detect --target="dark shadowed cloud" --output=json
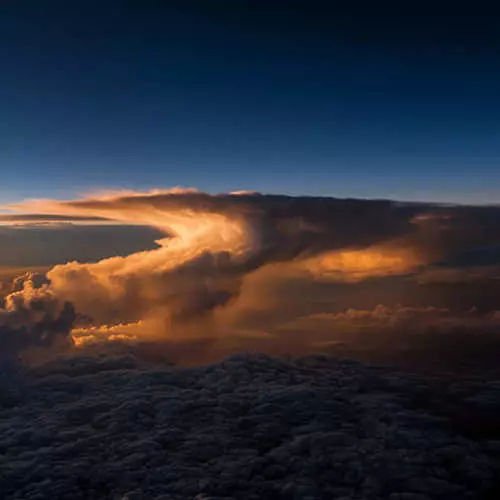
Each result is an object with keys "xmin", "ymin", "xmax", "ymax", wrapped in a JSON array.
[
  {"xmin": 0, "ymin": 274, "xmax": 75, "ymax": 360},
  {"xmin": 1, "ymin": 353, "xmax": 500, "ymax": 499}
]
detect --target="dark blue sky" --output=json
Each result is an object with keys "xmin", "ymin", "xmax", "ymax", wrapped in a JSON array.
[{"xmin": 1, "ymin": 1, "xmax": 499, "ymax": 203}]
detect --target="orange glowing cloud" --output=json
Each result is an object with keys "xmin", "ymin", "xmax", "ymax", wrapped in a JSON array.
[
  {"xmin": 298, "ymin": 243, "xmax": 422, "ymax": 282},
  {"xmin": 6, "ymin": 189, "xmax": 494, "ymax": 355}
]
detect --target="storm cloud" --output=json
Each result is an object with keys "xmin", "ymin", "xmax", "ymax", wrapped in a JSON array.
[{"xmin": 1, "ymin": 190, "xmax": 500, "ymax": 361}]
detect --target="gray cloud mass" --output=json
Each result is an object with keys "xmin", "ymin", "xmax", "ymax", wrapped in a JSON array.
[{"xmin": 1, "ymin": 353, "xmax": 500, "ymax": 499}]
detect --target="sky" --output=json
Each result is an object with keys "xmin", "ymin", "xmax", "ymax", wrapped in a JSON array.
[
  {"xmin": 1, "ymin": 3, "xmax": 500, "ymax": 365},
  {"xmin": 1, "ymin": 1, "xmax": 499, "ymax": 204},
  {"xmin": 3, "ymin": 6, "xmax": 500, "ymax": 497}
]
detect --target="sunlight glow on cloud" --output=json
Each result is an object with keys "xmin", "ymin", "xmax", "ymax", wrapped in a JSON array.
[
  {"xmin": 2, "ymin": 188, "xmax": 500, "ymax": 362},
  {"xmin": 299, "ymin": 244, "xmax": 421, "ymax": 282}
]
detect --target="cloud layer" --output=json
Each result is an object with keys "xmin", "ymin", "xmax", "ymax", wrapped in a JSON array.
[
  {"xmin": 2, "ymin": 191, "xmax": 500, "ymax": 499},
  {"xmin": 1, "ymin": 190, "xmax": 500, "ymax": 361},
  {"xmin": 1, "ymin": 353, "xmax": 500, "ymax": 499}
]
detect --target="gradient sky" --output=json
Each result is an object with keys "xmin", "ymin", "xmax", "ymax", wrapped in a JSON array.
[{"xmin": 1, "ymin": 1, "xmax": 499, "ymax": 204}]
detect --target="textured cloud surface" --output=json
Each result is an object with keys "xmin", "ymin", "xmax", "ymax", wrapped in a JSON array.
[
  {"xmin": 1, "ymin": 353, "xmax": 500, "ymax": 499},
  {"xmin": 1, "ymin": 190, "xmax": 500, "ymax": 361},
  {"xmin": 2, "ymin": 191, "xmax": 500, "ymax": 499},
  {"xmin": 0, "ymin": 273, "xmax": 75, "ymax": 360}
]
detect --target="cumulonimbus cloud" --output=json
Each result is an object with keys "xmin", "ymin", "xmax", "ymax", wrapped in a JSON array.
[{"xmin": 2, "ymin": 189, "xmax": 500, "ymax": 358}]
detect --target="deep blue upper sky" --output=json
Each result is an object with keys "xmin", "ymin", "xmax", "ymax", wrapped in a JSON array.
[{"xmin": 1, "ymin": 1, "xmax": 499, "ymax": 204}]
